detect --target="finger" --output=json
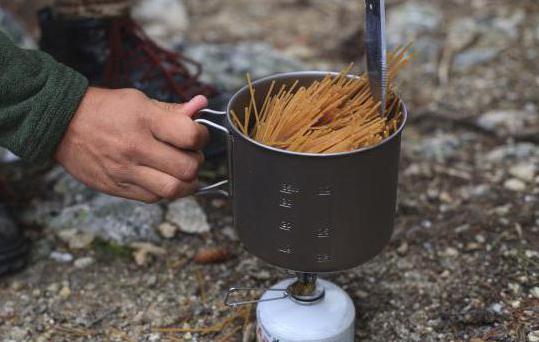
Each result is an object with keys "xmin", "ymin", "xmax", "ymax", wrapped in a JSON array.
[
  {"xmin": 129, "ymin": 166, "xmax": 198, "ymax": 200},
  {"xmin": 151, "ymin": 100, "xmax": 186, "ymax": 112},
  {"xmin": 179, "ymin": 95, "xmax": 208, "ymax": 118},
  {"xmin": 151, "ymin": 95, "xmax": 208, "ymax": 117},
  {"xmin": 150, "ymin": 110, "xmax": 210, "ymax": 150},
  {"xmin": 138, "ymin": 140, "xmax": 204, "ymax": 182},
  {"xmin": 115, "ymin": 183, "xmax": 161, "ymax": 203}
]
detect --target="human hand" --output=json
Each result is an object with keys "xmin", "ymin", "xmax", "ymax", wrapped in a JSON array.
[{"xmin": 55, "ymin": 87, "xmax": 209, "ymax": 203}]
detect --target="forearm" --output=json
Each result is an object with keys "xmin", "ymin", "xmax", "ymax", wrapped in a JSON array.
[{"xmin": 0, "ymin": 31, "xmax": 88, "ymax": 164}]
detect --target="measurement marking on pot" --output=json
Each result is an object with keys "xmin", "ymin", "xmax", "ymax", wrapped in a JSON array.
[
  {"xmin": 315, "ymin": 254, "xmax": 331, "ymax": 263},
  {"xmin": 280, "ymin": 183, "xmax": 300, "ymax": 194},
  {"xmin": 279, "ymin": 221, "xmax": 293, "ymax": 231},
  {"xmin": 316, "ymin": 186, "xmax": 332, "ymax": 196},
  {"xmin": 315, "ymin": 227, "xmax": 331, "ymax": 238},
  {"xmin": 279, "ymin": 197, "xmax": 294, "ymax": 208},
  {"xmin": 278, "ymin": 245, "xmax": 293, "ymax": 254}
]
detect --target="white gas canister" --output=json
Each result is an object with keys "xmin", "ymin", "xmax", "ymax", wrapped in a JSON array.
[{"xmin": 256, "ymin": 278, "xmax": 355, "ymax": 342}]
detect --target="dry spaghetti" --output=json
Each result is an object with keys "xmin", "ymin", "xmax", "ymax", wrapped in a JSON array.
[{"xmin": 232, "ymin": 45, "xmax": 412, "ymax": 154}]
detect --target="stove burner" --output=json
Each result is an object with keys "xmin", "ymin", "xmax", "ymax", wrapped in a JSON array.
[{"xmin": 287, "ymin": 273, "xmax": 325, "ymax": 305}]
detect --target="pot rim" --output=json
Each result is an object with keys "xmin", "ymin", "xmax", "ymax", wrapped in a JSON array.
[{"xmin": 225, "ymin": 70, "xmax": 408, "ymax": 158}]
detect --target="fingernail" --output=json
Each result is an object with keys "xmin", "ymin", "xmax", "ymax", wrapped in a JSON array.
[{"xmin": 191, "ymin": 95, "xmax": 208, "ymax": 104}]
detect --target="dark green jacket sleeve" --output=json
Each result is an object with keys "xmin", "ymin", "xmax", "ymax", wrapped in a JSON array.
[{"xmin": 0, "ymin": 30, "xmax": 88, "ymax": 164}]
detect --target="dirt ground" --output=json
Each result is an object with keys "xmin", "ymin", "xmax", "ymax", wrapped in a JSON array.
[{"xmin": 0, "ymin": 0, "xmax": 538, "ymax": 341}]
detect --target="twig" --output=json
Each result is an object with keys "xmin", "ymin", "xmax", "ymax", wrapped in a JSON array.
[{"xmin": 85, "ymin": 307, "xmax": 120, "ymax": 328}]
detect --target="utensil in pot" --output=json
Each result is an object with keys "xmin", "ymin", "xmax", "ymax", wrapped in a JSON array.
[{"xmin": 365, "ymin": 0, "xmax": 387, "ymax": 115}]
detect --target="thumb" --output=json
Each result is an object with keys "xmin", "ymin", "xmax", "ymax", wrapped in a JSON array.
[
  {"xmin": 178, "ymin": 95, "xmax": 209, "ymax": 118},
  {"xmin": 152, "ymin": 95, "xmax": 208, "ymax": 117}
]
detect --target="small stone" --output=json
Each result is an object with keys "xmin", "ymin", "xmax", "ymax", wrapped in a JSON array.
[
  {"xmin": 146, "ymin": 275, "xmax": 158, "ymax": 287},
  {"xmin": 397, "ymin": 242, "xmax": 409, "ymax": 255},
  {"xmin": 10, "ymin": 281, "xmax": 22, "ymax": 291},
  {"xmin": 49, "ymin": 251, "xmax": 73, "ymax": 263},
  {"xmin": 9, "ymin": 327, "xmax": 28, "ymax": 340},
  {"xmin": 477, "ymin": 110, "xmax": 538, "ymax": 136},
  {"xmin": 57, "ymin": 229, "xmax": 95, "ymax": 249},
  {"xmin": 74, "ymin": 256, "xmax": 94, "ymax": 269},
  {"xmin": 32, "ymin": 289, "xmax": 41, "ymax": 297},
  {"xmin": 440, "ymin": 270, "xmax": 451, "ymax": 278},
  {"xmin": 529, "ymin": 330, "xmax": 539, "ymax": 342},
  {"xmin": 490, "ymin": 303, "xmax": 503, "ymax": 314},
  {"xmin": 133, "ymin": 311, "xmax": 145, "ymax": 323},
  {"xmin": 211, "ymin": 198, "xmax": 227, "ymax": 209},
  {"xmin": 475, "ymin": 234, "xmax": 486, "ymax": 244},
  {"xmin": 59, "ymin": 286, "xmax": 71, "ymax": 299},
  {"xmin": 510, "ymin": 300, "xmax": 521, "ymax": 308},
  {"xmin": 47, "ymin": 283, "xmax": 60, "ymax": 293},
  {"xmin": 465, "ymin": 243, "xmax": 481, "ymax": 251},
  {"xmin": 444, "ymin": 247, "xmax": 459, "ymax": 257},
  {"xmin": 509, "ymin": 163, "xmax": 536, "ymax": 182},
  {"xmin": 221, "ymin": 226, "xmax": 238, "ymax": 241},
  {"xmin": 508, "ymin": 282, "xmax": 521, "ymax": 294},
  {"xmin": 251, "ymin": 270, "xmax": 271, "ymax": 280},
  {"xmin": 355, "ymin": 289, "xmax": 369, "ymax": 299},
  {"xmin": 530, "ymin": 287, "xmax": 539, "ymax": 299},
  {"xmin": 469, "ymin": 338, "xmax": 486, "ymax": 342},
  {"xmin": 166, "ymin": 197, "xmax": 210, "ymax": 234},
  {"xmin": 525, "ymin": 250, "xmax": 539, "ymax": 258},
  {"xmin": 157, "ymin": 222, "xmax": 177, "ymax": 239},
  {"xmin": 504, "ymin": 178, "xmax": 527, "ymax": 192}
]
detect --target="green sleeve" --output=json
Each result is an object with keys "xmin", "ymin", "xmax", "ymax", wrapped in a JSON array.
[{"xmin": 0, "ymin": 30, "xmax": 88, "ymax": 165}]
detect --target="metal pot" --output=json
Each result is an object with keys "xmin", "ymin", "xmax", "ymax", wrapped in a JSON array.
[{"xmin": 196, "ymin": 71, "xmax": 407, "ymax": 273}]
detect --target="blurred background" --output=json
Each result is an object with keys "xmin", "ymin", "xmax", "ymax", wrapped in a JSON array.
[{"xmin": 0, "ymin": 0, "xmax": 537, "ymax": 341}]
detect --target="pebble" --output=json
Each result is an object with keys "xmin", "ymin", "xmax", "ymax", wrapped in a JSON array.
[
  {"xmin": 529, "ymin": 330, "xmax": 539, "ymax": 342},
  {"xmin": 221, "ymin": 226, "xmax": 238, "ymax": 241},
  {"xmin": 157, "ymin": 222, "xmax": 178, "ymax": 239},
  {"xmin": 74, "ymin": 257, "xmax": 95, "ymax": 269},
  {"xmin": 47, "ymin": 283, "xmax": 60, "ymax": 293},
  {"xmin": 355, "ymin": 289, "xmax": 369, "ymax": 299},
  {"xmin": 509, "ymin": 163, "xmax": 536, "ymax": 182},
  {"xmin": 10, "ymin": 281, "xmax": 22, "ymax": 291},
  {"xmin": 397, "ymin": 242, "xmax": 409, "ymax": 255},
  {"xmin": 530, "ymin": 287, "xmax": 539, "ymax": 299},
  {"xmin": 57, "ymin": 229, "xmax": 95, "ymax": 249},
  {"xmin": 489, "ymin": 303, "xmax": 503, "ymax": 314},
  {"xmin": 504, "ymin": 178, "xmax": 527, "ymax": 192},
  {"xmin": 49, "ymin": 251, "xmax": 74, "ymax": 263},
  {"xmin": 166, "ymin": 197, "xmax": 210, "ymax": 234},
  {"xmin": 477, "ymin": 110, "xmax": 538, "ymax": 136},
  {"xmin": 475, "ymin": 234, "xmax": 486, "ymax": 244},
  {"xmin": 444, "ymin": 247, "xmax": 459, "ymax": 257},
  {"xmin": 146, "ymin": 275, "xmax": 158, "ymax": 287},
  {"xmin": 59, "ymin": 286, "xmax": 71, "ymax": 299}
]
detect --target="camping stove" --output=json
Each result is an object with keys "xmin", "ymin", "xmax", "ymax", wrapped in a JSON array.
[{"xmin": 225, "ymin": 273, "xmax": 355, "ymax": 342}]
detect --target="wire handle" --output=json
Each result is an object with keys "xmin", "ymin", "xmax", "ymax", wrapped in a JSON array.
[
  {"xmin": 194, "ymin": 109, "xmax": 230, "ymax": 196},
  {"xmin": 224, "ymin": 287, "xmax": 288, "ymax": 308}
]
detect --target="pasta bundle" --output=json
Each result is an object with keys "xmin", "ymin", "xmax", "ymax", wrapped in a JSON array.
[{"xmin": 232, "ymin": 45, "xmax": 412, "ymax": 154}]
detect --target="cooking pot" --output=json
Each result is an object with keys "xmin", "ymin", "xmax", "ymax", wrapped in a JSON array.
[{"xmin": 195, "ymin": 71, "xmax": 407, "ymax": 273}]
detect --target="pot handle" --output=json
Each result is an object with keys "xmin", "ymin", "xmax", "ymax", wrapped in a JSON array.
[{"xmin": 195, "ymin": 109, "xmax": 230, "ymax": 197}]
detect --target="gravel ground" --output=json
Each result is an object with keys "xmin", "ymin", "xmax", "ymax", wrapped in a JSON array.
[{"xmin": 0, "ymin": 0, "xmax": 538, "ymax": 341}]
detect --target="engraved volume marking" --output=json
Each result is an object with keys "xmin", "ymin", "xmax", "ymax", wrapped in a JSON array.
[
  {"xmin": 278, "ymin": 245, "xmax": 293, "ymax": 254},
  {"xmin": 316, "ymin": 186, "xmax": 332, "ymax": 196},
  {"xmin": 279, "ymin": 197, "xmax": 293, "ymax": 209},
  {"xmin": 315, "ymin": 227, "xmax": 331, "ymax": 238},
  {"xmin": 280, "ymin": 183, "xmax": 300, "ymax": 194},
  {"xmin": 315, "ymin": 254, "xmax": 331, "ymax": 263},
  {"xmin": 279, "ymin": 221, "xmax": 293, "ymax": 232}
]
